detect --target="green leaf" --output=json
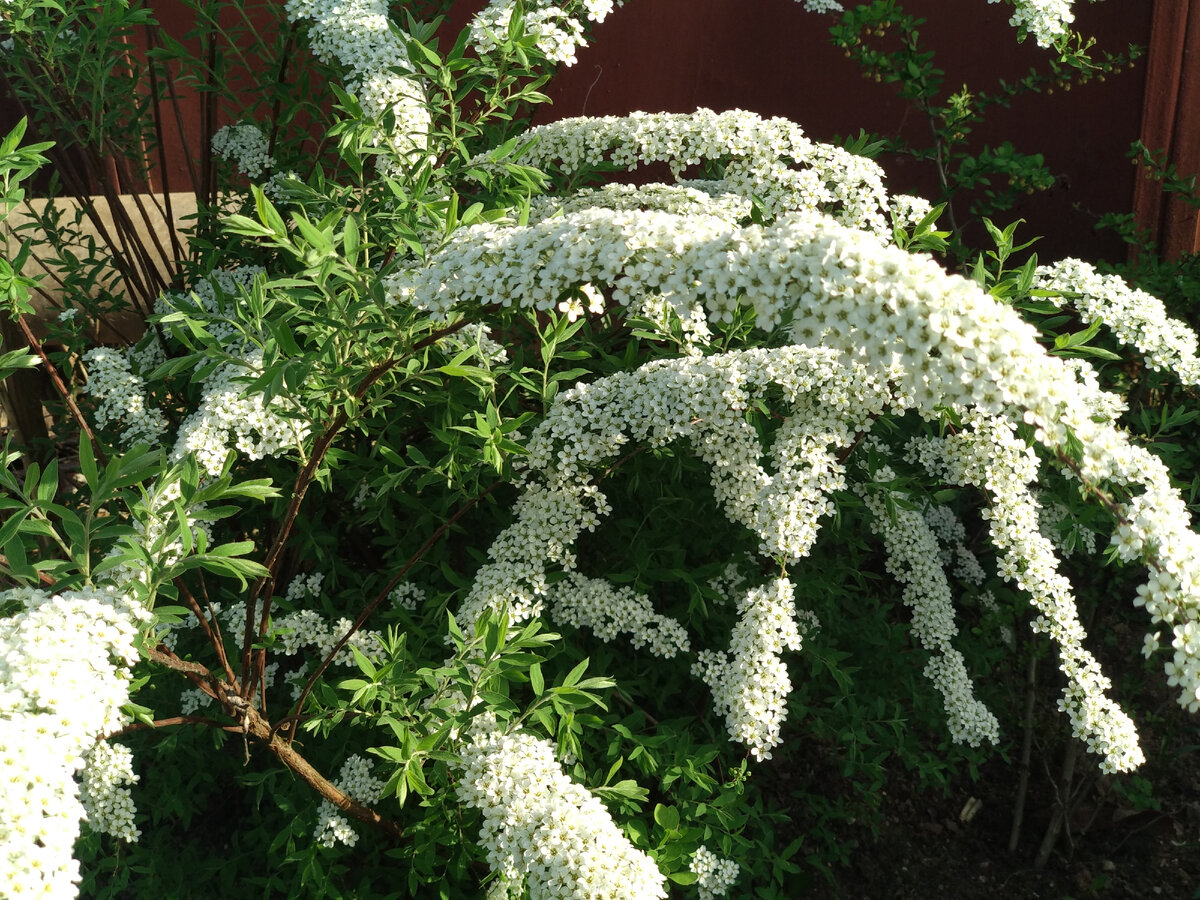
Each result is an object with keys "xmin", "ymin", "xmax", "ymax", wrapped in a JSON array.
[
  {"xmin": 349, "ymin": 643, "xmax": 378, "ymax": 679},
  {"xmin": 253, "ymin": 186, "xmax": 288, "ymax": 239},
  {"xmin": 343, "ymin": 215, "xmax": 361, "ymax": 263},
  {"xmin": 530, "ymin": 662, "xmax": 544, "ymax": 697},
  {"xmin": 668, "ymin": 871, "xmax": 698, "ymax": 885},
  {"xmin": 653, "ymin": 803, "xmax": 679, "ymax": 831},
  {"xmin": 78, "ymin": 435, "xmax": 98, "ymax": 488},
  {"xmin": 0, "ymin": 507, "xmax": 32, "ymax": 548},
  {"xmin": 0, "ymin": 346, "xmax": 39, "ymax": 383},
  {"xmin": 562, "ymin": 657, "xmax": 588, "ymax": 688}
]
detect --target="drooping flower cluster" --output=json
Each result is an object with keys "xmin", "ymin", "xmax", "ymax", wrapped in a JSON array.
[
  {"xmin": 82, "ymin": 347, "xmax": 168, "ymax": 447},
  {"xmin": 908, "ymin": 415, "xmax": 1145, "ymax": 771},
  {"xmin": 690, "ymin": 845, "xmax": 740, "ymax": 900},
  {"xmin": 857, "ymin": 465, "xmax": 1000, "ymax": 748},
  {"xmin": 454, "ymin": 714, "xmax": 667, "ymax": 899},
  {"xmin": 210, "ymin": 122, "xmax": 274, "ymax": 179},
  {"xmin": 284, "ymin": 0, "xmax": 428, "ymax": 159},
  {"xmin": 0, "ymin": 586, "xmax": 149, "ymax": 898},
  {"xmin": 692, "ymin": 578, "xmax": 815, "ymax": 759},
  {"xmin": 313, "ymin": 755, "xmax": 385, "ymax": 847},
  {"xmin": 1036, "ymin": 257, "xmax": 1200, "ymax": 385},
  {"xmin": 78, "ymin": 740, "xmax": 140, "ymax": 843}
]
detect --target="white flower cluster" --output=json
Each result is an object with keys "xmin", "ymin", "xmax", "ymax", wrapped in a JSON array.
[
  {"xmin": 707, "ymin": 561, "xmax": 748, "ymax": 606},
  {"xmin": 285, "ymin": 571, "xmax": 325, "ymax": 603},
  {"xmin": 989, "ymin": 0, "xmax": 1074, "ymax": 48},
  {"xmin": 858, "ymin": 467, "xmax": 1000, "ymax": 748},
  {"xmin": 263, "ymin": 170, "xmax": 301, "ymax": 202},
  {"xmin": 545, "ymin": 573, "xmax": 690, "ymax": 657},
  {"xmin": 470, "ymin": 0, "xmax": 619, "ymax": 66},
  {"xmin": 313, "ymin": 754, "xmax": 385, "ymax": 848},
  {"xmin": 690, "ymin": 845, "xmax": 740, "ymax": 900},
  {"xmin": 454, "ymin": 715, "xmax": 667, "ymax": 899},
  {"xmin": 78, "ymin": 740, "xmax": 140, "ymax": 843},
  {"xmin": 388, "ymin": 581, "xmax": 426, "ymax": 612},
  {"xmin": 923, "ymin": 504, "xmax": 987, "ymax": 585},
  {"xmin": 486, "ymin": 110, "xmax": 909, "ymax": 237},
  {"xmin": 82, "ymin": 347, "xmax": 168, "ymax": 447},
  {"xmin": 1036, "ymin": 258, "xmax": 1200, "ymax": 386},
  {"xmin": 692, "ymin": 578, "xmax": 814, "ymax": 760},
  {"xmin": 172, "ymin": 350, "xmax": 311, "ymax": 478},
  {"xmin": 239, "ymin": 601, "xmax": 388, "ymax": 668},
  {"xmin": 0, "ymin": 586, "xmax": 149, "ymax": 898},
  {"xmin": 210, "ymin": 123, "xmax": 274, "ymax": 179},
  {"xmin": 284, "ymin": 0, "xmax": 428, "ymax": 158},
  {"xmin": 908, "ymin": 416, "xmax": 1145, "ymax": 772}
]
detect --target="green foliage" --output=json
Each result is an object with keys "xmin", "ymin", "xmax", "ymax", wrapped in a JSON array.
[
  {"xmin": 1, "ymin": 2, "xmax": 1196, "ymax": 898},
  {"xmin": 828, "ymin": 0, "xmax": 1141, "ymax": 256}
]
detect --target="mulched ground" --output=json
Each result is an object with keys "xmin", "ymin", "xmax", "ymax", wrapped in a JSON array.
[{"xmin": 828, "ymin": 730, "xmax": 1200, "ymax": 899}]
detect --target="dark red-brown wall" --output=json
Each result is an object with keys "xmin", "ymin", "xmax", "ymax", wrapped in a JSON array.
[
  {"xmin": 2, "ymin": 1, "xmax": 1160, "ymax": 264},
  {"xmin": 505, "ymin": 0, "xmax": 1153, "ymax": 264}
]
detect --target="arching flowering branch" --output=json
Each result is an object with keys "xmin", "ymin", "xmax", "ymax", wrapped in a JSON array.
[
  {"xmin": 1036, "ymin": 258, "xmax": 1200, "ymax": 385},
  {"xmin": 476, "ymin": 109, "xmax": 926, "ymax": 238},
  {"xmin": 427, "ymin": 195, "xmax": 1200, "ymax": 760}
]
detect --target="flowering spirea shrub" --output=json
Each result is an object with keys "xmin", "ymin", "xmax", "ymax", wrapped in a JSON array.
[{"xmin": 1, "ymin": 0, "xmax": 1195, "ymax": 896}]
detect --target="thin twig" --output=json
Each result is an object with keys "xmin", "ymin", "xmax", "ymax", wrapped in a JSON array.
[
  {"xmin": 13, "ymin": 314, "xmax": 106, "ymax": 465},
  {"xmin": 105, "ymin": 715, "xmax": 230, "ymax": 737}
]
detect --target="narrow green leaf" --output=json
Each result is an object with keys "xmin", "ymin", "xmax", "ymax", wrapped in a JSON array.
[{"xmin": 562, "ymin": 657, "xmax": 588, "ymax": 688}]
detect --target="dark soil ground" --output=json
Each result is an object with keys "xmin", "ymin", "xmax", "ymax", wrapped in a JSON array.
[{"xmin": 826, "ymin": 721, "xmax": 1200, "ymax": 899}]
